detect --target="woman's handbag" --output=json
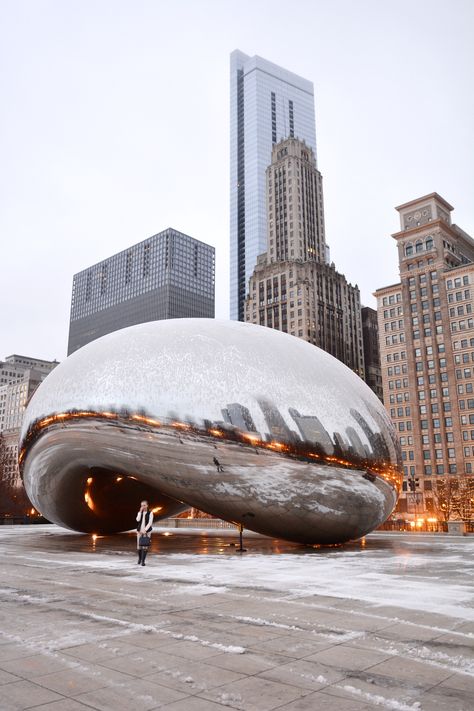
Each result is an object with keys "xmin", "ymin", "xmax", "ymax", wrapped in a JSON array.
[{"xmin": 139, "ymin": 535, "xmax": 151, "ymax": 547}]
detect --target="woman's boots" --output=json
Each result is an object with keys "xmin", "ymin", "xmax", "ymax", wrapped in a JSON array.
[{"xmin": 137, "ymin": 548, "xmax": 148, "ymax": 566}]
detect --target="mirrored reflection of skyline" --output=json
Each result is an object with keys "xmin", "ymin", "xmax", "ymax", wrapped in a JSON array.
[{"xmin": 221, "ymin": 403, "xmax": 257, "ymax": 433}]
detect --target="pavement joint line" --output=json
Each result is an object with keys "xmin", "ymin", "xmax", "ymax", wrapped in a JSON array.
[
  {"xmin": 330, "ymin": 682, "xmax": 423, "ymax": 711},
  {"xmin": 45, "ymin": 608, "xmax": 249, "ymax": 655},
  {"xmin": 1, "ymin": 529, "xmax": 474, "ymax": 711},
  {"xmin": 251, "ymin": 594, "xmax": 474, "ymax": 639},
  {"xmin": 10, "ymin": 549, "xmax": 474, "ymax": 638},
  {"xmin": 3, "ymin": 578, "xmax": 474, "ymax": 679}
]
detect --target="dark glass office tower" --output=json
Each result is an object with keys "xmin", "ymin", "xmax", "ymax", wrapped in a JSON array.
[{"xmin": 67, "ymin": 228, "xmax": 215, "ymax": 355}]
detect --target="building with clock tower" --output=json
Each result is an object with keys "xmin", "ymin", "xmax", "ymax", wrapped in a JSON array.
[{"xmin": 375, "ymin": 193, "xmax": 474, "ymax": 521}]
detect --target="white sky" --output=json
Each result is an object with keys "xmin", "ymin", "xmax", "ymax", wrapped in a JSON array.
[{"xmin": 1, "ymin": 0, "xmax": 473, "ymax": 361}]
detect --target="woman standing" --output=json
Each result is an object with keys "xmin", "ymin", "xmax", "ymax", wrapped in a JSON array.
[{"xmin": 136, "ymin": 500, "xmax": 153, "ymax": 566}]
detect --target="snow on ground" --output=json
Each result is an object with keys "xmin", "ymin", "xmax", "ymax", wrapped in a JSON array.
[
  {"xmin": 2, "ymin": 525, "xmax": 473, "ymax": 623},
  {"xmin": 129, "ymin": 550, "xmax": 474, "ymax": 622}
]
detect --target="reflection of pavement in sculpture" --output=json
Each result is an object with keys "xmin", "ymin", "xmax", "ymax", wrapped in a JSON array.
[{"xmin": 20, "ymin": 319, "xmax": 402, "ymax": 544}]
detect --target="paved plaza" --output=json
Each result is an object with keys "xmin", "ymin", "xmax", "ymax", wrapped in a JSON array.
[{"xmin": 0, "ymin": 526, "xmax": 473, "ymax": 711}]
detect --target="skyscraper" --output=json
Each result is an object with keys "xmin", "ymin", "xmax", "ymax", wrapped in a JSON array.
[
  {"xmin": 0, "ymin": 355, "xmax": 58, "ymax": 432},
  {"xmin": 361, "ymin": 306, "xmax": 383, "ymax": 401},
  {"xmin": 244, "ymin": 138, "xmax": 364, "ymax": 376},
  {"xmin": 375, "ymin": 194, "xmax": 474, "ymax": 521},
  {"xmin": 0, "ymin": 354, "xmax": 57, "ymax": 518},
  {"xmin": 230, "ymin": 50, "xmax": 317, "ymax": 321},
  {"xmin": 67, "ymin": 228, "xmax": 215, "ymax": 355}
]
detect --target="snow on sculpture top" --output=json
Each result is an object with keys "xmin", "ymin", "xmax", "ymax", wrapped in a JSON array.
[{"xmin": 21, "ymin": 319, "xmax": 399, "ymax": 469}]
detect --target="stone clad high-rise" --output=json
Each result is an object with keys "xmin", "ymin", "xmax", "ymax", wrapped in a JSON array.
[
  {"xmin": 375, "ymin": 194, "xmax": 474, "ymax": 520},
  {"xmin": 244, "ymin": 138, "xmax": 365, "ymax": 376},
  {"xmin": 0, "ymin": 354, "xmax": 58, "ymax": 518},
  {"xmin": 230, "ymin": 50, "xmax": 317, "ymax": 321}
]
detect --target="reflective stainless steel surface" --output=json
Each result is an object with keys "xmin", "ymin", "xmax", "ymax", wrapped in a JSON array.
[{"xmin": 20, "ymin": 319, "xmax": 402, "ymax": 544}]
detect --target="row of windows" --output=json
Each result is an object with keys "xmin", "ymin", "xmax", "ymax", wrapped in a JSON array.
[
  {"xmin": 409, "ymin": 290, "xmax": 440, "ymax": 303},
  {"xmin": 422, "ymin": 449, "xmax": 456, "ymax": 460},
  {"xmin": 381, "ymin": 293, "xmax": 402, "ymax": 306},
  {"xmin": 390, "ymin": 407, "xmax": 411, "ymax": 417},
  {"xmin": 419, "ymin": 403, "xmax": 451, "ymax": 414},
  {"xmin": 414, "ymin": 344, "xmax": 445, "ymax": 357},
  {"xmin": 448, "ymin": 289, "xmax": 470, "ymax": 303},
  {"xmin": 388, "ymin": 378, "xmax": 409, "ymax": 390},
  {"xmin": 423, "ymin": 464, "xmax": 458, "ymax": 475},
  {"xmin": 407, "ymin": 258, "xmax": 435, "ymax": 271},
  {"xmin": 451, "ymin": 319, "xmax": 474, "ymax": 332},
  {"xmin": 383, "ymin": 306, "xmax": 403, "ymax": 318},
  {"xmin": 420, "ymin": 417, "xmax": 453, "ymax": 429},
  {"xmin": 449, "ymin": 305, "xmax": 472, "ymax": 318},
  {"xmin": 453, "ymin": 338, "xmax": 474, "ymax": 350},
  {"xmin": 410, "ymin": 298, "xmax": 440, "ymax": 313},
  {"xmin": 414, "ymin": 358, "xmax": 447, "ymax": 371},
  {"xmin": 412, "ymin": 312, "xmax": 442, "ymax": 325},
  {"xmin": 447, "ymin": 275, "xmax": 470, "ymax": 289},
  {"xmin": 455, "ymin": 352, "xmax": 474, "ymax": 364},
  {"xmin": 417, "ymin": 373, "xmax": 449, "ymax": 385},
  {"xmin": 386, "ymin": 351, "xmax": 406, "ymax": 362},
  {"xmin": 387, "ymin": 365, "xmax": 408, "ymax": 375},
  {"xmin": 404, "ymin": 237, "xmax": 434, "ymax": 256},
  {"xmin": 407, "ymin": 272, "xmax": 437, "ymax": 287},
  {"xmin": 457, "ymin": 368, "xmax": 474, "ymax": 380},
  {"xmin": 385, "ymin": 333, "xmax": 405, "ymax": 345},
  {"xmin": 389, "ymin": 392, "xmax": 410, "ymax": 403},
  {"xmin": 421, "ymin": 432, "xmax": 454, "ymax": 444},
  {"xmin": 418, "ymin": 387, "xmax": 449, "ymax": 400},
  {"xmin": 384, "ymin": 320, "xmax": 404, "ymax": 332},
  {"xmin": 413, "ymin": 326, "xmax": 443, "ymax": 339}
]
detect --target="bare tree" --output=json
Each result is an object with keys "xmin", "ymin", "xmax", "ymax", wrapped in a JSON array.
[{"xmin": 433, "ymin": 476, "xmax": 474, "ymax": 522}]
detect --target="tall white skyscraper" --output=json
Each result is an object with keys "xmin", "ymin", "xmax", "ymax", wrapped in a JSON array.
[{"xmin": 230, "ymin": 50, "xmax": 317, "ymax": 320}]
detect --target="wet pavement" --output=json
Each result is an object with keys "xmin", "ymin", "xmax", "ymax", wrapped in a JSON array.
[
  {"xmin": 8, "ymin": 522, "xmax": 469, "ymax": 556},
  {"xmin": 0, "ymin": 525, "xmax": 473, "ymax": 710}
]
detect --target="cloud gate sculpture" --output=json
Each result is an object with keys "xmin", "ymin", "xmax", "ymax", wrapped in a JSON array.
[{"xmin": 20, "ymin": 319, "xmax": 402, "ymax": 544}]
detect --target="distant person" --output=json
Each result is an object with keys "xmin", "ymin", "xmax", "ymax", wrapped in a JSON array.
[
  {"xmin": 136, "ymin": 500, "xmax": 153, "ymax": 566},
  {"xmin": 213, "ymin": 456, "xmax": 224, "ymax": 472}
]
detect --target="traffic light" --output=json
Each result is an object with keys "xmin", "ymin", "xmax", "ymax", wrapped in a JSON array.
[{"xmin": 408, "ymin": 475, "xmax": 420, "ymax": 491}]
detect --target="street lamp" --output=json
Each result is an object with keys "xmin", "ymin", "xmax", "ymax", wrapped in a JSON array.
[{"xmin": 408, "ymin": 473, "xmax": 420, "ymax": 529}]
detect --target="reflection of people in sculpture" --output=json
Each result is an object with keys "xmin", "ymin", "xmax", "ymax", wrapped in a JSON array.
[
  {"xmin": 213, "ymin": 456, "xmax": 224, "ymax": 472},
  {"xmin": 136, "ymin": 500, "xmax": 153, "ymax": 566}
]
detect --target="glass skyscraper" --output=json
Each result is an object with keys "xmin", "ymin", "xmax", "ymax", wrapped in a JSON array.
[
  {"xmin": 67, "ymin": 228, "xmax": 215, "ymax": 355},
  {"xmin": 230, "ymin": 50, "xmax": 317, "ymax": 321}
]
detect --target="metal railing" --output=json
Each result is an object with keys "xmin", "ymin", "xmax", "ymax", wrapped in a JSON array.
[{"xmin": 157, "ymin": 517, "xmax": 237, "ymax": 530}]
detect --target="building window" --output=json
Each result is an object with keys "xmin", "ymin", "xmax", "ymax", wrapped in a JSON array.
[
  {"xmin": 288, "ymin": 99, "xmax": 294, "ymax": 138},
  {"xmin": 271, "ymin": 92, "xmax": 277, "ymax": 144}
]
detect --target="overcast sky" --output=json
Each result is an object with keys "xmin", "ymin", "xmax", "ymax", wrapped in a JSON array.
[{"xmin": 1, "ymin": 0, "xmax": 473, "ymax": 361}]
